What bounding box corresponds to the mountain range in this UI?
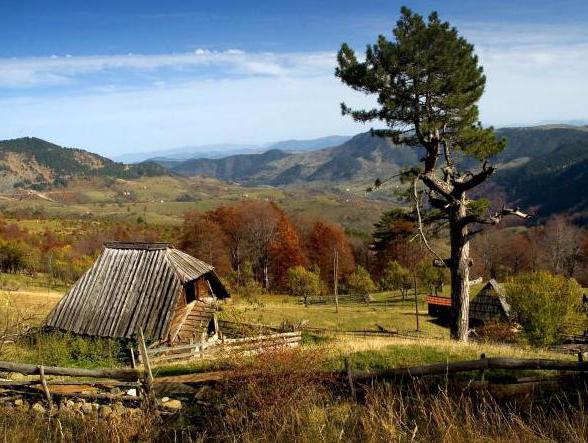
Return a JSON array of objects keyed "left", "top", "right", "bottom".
[
  {"left": 113, "top": 134, "right": 353, "bottom": 163},
  {"left": 2, "top": 125, "right": 588, "bottom": 220}
]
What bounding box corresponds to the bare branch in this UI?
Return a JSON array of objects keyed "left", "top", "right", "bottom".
[
  {"left": 413, "top": 178, "right": 448, "bottom": 267},
  {"left": 433, "top": 258, "right": 452, "bottom": 267},
  {"left": 459, "top": 206, "right": 534, "bottom": 228}
]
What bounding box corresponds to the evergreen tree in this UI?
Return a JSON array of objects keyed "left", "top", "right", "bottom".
[{"left": 336, "top": 7, "right": 531, "bottom": 340}]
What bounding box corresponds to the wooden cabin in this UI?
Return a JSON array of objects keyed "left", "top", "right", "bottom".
[
  {"left": 44, "top": 242, "right": 229, "bottom": 345},
  {"left": 427, "top": 279, "right": 510, "bottom": 325}
]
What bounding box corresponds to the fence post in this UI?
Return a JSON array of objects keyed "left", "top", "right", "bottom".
[
  {"left": 130, "top": 347, "right": 136, "bottom": 369},
  {"left": 138, "top": 329, "right": 155, "bottom": 410},
  {"left": 344, "top": 357, "right": 356, "bottom": 401},
  {"left": 38, "top": 365, "right": 52, "bottom": 407},
  {"left": 479, "top": 353, "right": 486, "bottom": 382}
]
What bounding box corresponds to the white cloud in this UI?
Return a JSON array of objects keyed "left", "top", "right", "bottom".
[
  {"left": 1, "top": 22, "right": 587, "bottom": 154},
  {"left": 0, "top": 50, "right": 336, "bottom": 88}
]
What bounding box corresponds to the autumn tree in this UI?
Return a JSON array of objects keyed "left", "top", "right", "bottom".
[
  {"left": 539, "top": 216, "right": 583, "bottom": 277},
  {"left": 179, "top": 212, "right": 231, "bottom": 275},
  {"left": 239, "top": 201, "right": 282, "bottom": 289},
  {"left": 336, "top": 7, "right": 530, "bottom": 340},
  {"left": 269, "top": 212, "right": 308, "bottom": 290},
  {"left": 208, "top": 205, "right": 249, "bottom": 281},
  {"left": 305, "top": 220, "right": 355, "bottom": 290}
]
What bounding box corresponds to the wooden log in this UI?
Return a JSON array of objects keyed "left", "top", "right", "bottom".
[
  {"left": 0, "top": 380, "right": 141, "bottom": 388},
  {"left": 351, "top": 357, "right": 588, "bottom": 382},
  {"left": 0, "top": 361, "right": 141, "bottom": 381}
]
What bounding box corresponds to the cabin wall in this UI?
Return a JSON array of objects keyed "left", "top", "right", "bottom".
[{"left": 167, "top": 277, "right": 219, "bottom": 345}]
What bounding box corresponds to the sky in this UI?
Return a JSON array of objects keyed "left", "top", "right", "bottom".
[{"left": 0, "top": 0, "right": 587, "bottom": 157}]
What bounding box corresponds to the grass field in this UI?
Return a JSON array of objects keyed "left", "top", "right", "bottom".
[
  {"left": 222, "top": 291, "right": 449, "bottom": 337},
  {"left": 0, "top": 176, "right": 392, "bottom": 232}
]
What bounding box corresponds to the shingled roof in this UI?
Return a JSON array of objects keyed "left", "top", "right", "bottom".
[
  {"left": 469, "top": 279, "right": 511, "bottom": 324},
  {"left": 45, "top": 242, "right": 229, "bottom": 340}
]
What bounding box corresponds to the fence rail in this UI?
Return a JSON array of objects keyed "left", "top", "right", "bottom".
[{"left": 145, "top": 331, "right": 303, "bottom": 363}]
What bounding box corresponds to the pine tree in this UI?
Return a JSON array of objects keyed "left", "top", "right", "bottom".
[{"left": 336, "top": 7, "right": 531, "bottom": 341}]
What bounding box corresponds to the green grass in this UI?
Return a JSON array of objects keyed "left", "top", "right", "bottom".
[{"left": 221, "top": 291, "right": 452, "bottom": 338}]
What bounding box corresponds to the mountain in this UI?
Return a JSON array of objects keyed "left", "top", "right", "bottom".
[
  {"left": 114, "top": 143, "right": 260, "bottom": 163},
  {"left": 166, "top": 125, "right": 588, "bottom": 220},
  {"left": 114, "top": 135, "right": 352, "bottom": 164},
  {"left": 169, "top": 132, "right": 420, "bottom": 184},
  {"left": 0, "top": 137, "right": 167, "bottom": 192},
  {"left": 265, "top": 135, "right": 352, "bottom": 152},
  {"left": 491, "top": 126, "right": 588, "bottom": 217}
]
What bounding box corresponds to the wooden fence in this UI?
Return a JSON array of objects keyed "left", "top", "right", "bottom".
[
  {"left": 0, "top": 359, "right": 147, "bottom": 408},
  {"left": 145, "top": 331, "right": 302, "bottom": 363}
]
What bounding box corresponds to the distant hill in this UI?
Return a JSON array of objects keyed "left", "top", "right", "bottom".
[
  {"left": 491, "top": 126, "right": 588, "bottom": 217},
  {"left": 166, "top": 125, "right": 588, "bottom": 220},
  {"left": 0, "top": 137, "right": 166, "bottom": 192},
  {"left": 115, "top": 143, "right": 260, "bottom": 163},
  {"left": 266, "top": 135, "right": 352, "bottom": 152},
  {"left": 115, "top": 135, "right": 352, "bottom": 164},
  {"left": 169, "top": 132, "right": 419, "bottom": 184}
]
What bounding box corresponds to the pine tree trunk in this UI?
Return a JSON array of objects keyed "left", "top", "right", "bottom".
[{"left": 449, "top": 196, "right": 471, "bottom": 341}]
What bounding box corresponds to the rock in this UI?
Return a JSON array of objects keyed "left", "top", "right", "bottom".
[
  {"left": 81, "top": 403, "right": 93, "bottom": 414},
  {"left": 32, "top": 403, "right": 46, "bottom": 414},
  {"left": 161, "top": 397, "right": 170, "bottom": 403},
  {"left": 14, "top": 399, "right": 23, "bottom": 407},
  {"left": 110, "top": 387, "right": 121, "bottom": 395},
  {"left": 126, "top": 388, "right": 137, "bottom": 396},
  {"left": 161, "top": 399, "right": 182, "bottom": 411},
  {"left": 98, "top": 406, "right": 112, "bottom": 418}
]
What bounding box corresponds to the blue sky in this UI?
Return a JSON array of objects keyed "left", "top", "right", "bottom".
[{"left": 0, "top": 0, "right": 587, "bottom": 156}]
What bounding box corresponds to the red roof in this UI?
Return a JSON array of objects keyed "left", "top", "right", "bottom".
[{"left": 426, "top": 295, "right": 452, "bottom": 306}]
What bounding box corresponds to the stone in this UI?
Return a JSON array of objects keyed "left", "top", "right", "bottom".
[
  {"left": 161, "top": 399, "right": 182, "bottom": 411},
  {"left": 98, "top": 406, "right": 112, "bottom": 418},
  {"left": 126, "top": 388, "right": 137, "bottom": 396},
  {"left": 13, "top": 399, "right": 23, "bottom": 407},
  {"left": 110, "top": 387, "right": 121, "bottom": 395},
  {"left": 161, "top": 397, "right": 170, "bottom": 403},
  {"left": 32, "top": 403, "right": 46, "bottom": 414},
  {"left": 81, "top": 403, "right": 93, "bottom": 414}
]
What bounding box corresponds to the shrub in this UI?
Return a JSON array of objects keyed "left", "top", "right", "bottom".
[
  {"left": 506, "top": 271, "right": 581, "bottom": 346},
  {"left": 287, "top": 266, "right": 324, "bottom": 306},
  {"left": 380, "top": 261, "right": 411, "bottom": 299},
  {"left": 347, "top": 266, "right": 377, "bottom": 297}
]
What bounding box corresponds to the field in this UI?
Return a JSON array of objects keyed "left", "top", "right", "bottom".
[
  {"left": 0, "top": 274, "right": 586, "bottom": 442},
  {"left": 0, "top": 175, "right": 392, "bottom": 232},
  {"left": 0, "top": 276, "right": 568, "bottom": 372}
]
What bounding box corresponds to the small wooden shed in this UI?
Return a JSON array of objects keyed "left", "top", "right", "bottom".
[
  {"left": 45, "top": 242, "right": 229, "bottom": 345},
  {"left": 469, "top": 279, "right": 510, "bottom": 325}
]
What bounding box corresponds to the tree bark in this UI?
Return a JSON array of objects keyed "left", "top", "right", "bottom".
[{"left": 449, "top": 194, "right": 470, "bottom": 341}]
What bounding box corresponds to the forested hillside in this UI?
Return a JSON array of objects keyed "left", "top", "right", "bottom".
[{"left": 0, "top": 137, "right": 167, "bottom": 192}]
